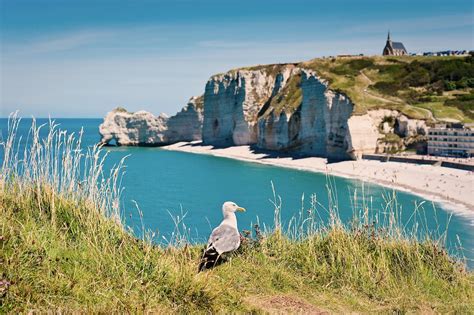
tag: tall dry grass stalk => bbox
[0,112,127,225]
[255,172,467,268]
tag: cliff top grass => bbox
[1,117,473,313]
[112,106,130,113]
[192,95,204,110]
[300,55,474,122]
[227,63,297,79]
[243,63,298,78]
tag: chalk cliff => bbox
[202,65,297,146]
[165,96,204,143]
[100,61,428,159]
[99,97,203,146]
[256,70,358,159]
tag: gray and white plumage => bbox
[198,201,245,271]
[208,224,241,254]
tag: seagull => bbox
[198,201,246,272]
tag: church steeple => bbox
[387,30,391,42]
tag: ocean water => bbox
[1,118,473,267]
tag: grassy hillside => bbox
[2,185,473,313]
[1,117,473,313]
[301,55,474,122]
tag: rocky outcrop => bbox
[364,110,429,154]
[99,97,203,146]
[394,115,428,137]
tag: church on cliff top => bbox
[383,32,407,56]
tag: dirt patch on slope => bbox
[245,294,327,314]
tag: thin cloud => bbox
[3,30,117,55]
[197,40,258,49]
[340,14,473,35]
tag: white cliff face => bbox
[346,114,382,159]
[166,96,204,143]
[348,110,429,156]
[99,109,169,146]
[345,109,396,158]
[202,65,296,146]
[257,71,355,159]
[99,97,203,146]
[257,111,290,150]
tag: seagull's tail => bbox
[198,245,224,272]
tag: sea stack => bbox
[99,96,203,146]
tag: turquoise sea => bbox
[1,118,473,267]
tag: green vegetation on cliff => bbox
[268,72,303,116]
[240,63,297,79]
[1,118,473,313]
[301,55,474,122]
[192,95,204,110]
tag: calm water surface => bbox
[1,118,473,267]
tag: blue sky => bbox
[1,0,473,118]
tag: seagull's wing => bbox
[198,223,241,272]
[208,224,240,254]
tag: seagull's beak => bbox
[236,206,246,212]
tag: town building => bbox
[427,123,474,158]
[382,32,407,56]
[422,50,471,56]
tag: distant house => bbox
[382,32,407,56]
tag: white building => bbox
[427,124,474,158]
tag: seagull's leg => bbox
[212,253,222,269]
[198,245,211,272]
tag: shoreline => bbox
[162,142,474,216]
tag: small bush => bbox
[456,77,474,89]
[373,81,401,95]
[382,133,402,144]
[444,81,457,91]
[333,58,375,76]
[402,68,431,87]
